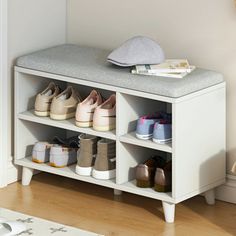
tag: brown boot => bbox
[75,134,99,176]
[92,139,116,180]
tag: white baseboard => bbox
[7,156,21,184]
[7,165,21,185]
[216,174,236,204]
[7,156,41,185]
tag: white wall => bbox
[0,0,8,187]
[7,0,67,183]
[67,0,236,174]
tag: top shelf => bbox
[18,110,116,140]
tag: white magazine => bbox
[135,59,194,73]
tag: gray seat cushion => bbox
[16,44,224,98]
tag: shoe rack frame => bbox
[14,66,226,223]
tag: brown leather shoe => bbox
[154,161,172,192]
[136,156,166,188]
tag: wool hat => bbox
[107,36,165,67]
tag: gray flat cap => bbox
[107,36,165,67]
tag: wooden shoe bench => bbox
[14,45,226,223]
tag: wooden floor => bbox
[0,173,235,236]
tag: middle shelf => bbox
[18,110,172,153]
[120,132,172,153]
[18,110,116,140]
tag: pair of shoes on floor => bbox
[136,156,172,192]
[76,90,116,131]
[135,112,172,144]
[32,136,79,168]
[75,134,116,180]
[34,82,82,120]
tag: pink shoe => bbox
[93,94,116,131]
[75,90,103,127]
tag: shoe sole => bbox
[50,112,75,120]
[154,184,171,192]
[32,150,50,163]
[75,121,93,128]
[32,158,45,164]
[136,179,154,188]
[49,162,66,168]
[152,138,172,144]
[49,152,77,168]
[93,124,116,132]
[135,133,153,140]
[92,169,116,180]
[34,110,50,117]
[75,165,93,176]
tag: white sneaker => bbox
[49,145,78,168]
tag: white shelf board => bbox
[18,110,116,140]
[15,157,173,202]
[119,180,173,202]
[15,157,117,189]
[120,132,172,153]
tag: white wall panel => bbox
[6,0,67,184]
[67,0,236,174]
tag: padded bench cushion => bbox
[16,44,224,98]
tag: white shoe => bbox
[49,145,78,168]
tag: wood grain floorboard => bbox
[0,173,235,236]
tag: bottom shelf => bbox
[15,157,173,202]
[119,180,172,202]
[15,157,116,189]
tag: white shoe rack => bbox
[14,66,226,223]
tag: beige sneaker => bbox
[34,82,60,117]
[93,94,116,131]
[50,86,81,120]
[75,90,103,128]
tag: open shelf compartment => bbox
[15,72,117,140]
[117,92,172,152]
[116,142,172,198]
[15,120,117,187]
